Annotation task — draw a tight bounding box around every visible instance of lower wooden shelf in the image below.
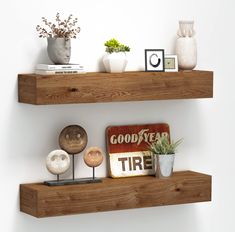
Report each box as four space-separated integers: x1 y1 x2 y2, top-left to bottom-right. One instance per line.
20 171 211 218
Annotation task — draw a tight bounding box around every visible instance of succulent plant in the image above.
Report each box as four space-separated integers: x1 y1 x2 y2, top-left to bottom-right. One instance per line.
104 38 130 53
148 135 182 155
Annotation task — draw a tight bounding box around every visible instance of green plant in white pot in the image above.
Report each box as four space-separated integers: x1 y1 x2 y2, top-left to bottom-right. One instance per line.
148 135 182 178
103 38 130 73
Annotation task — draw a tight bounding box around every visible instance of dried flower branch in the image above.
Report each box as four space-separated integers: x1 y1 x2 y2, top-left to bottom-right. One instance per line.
36 13 80 39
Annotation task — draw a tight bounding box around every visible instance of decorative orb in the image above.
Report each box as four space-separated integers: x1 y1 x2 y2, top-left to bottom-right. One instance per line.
59 125 88 154
46 150 70 175
83 147 104 167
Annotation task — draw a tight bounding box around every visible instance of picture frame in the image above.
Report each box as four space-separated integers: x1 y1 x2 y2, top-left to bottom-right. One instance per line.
164 55 178 72
145 49 165 72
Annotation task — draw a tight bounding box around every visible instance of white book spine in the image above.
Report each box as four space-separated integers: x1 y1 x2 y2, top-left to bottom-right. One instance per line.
35 69 86 75
36 64 84 70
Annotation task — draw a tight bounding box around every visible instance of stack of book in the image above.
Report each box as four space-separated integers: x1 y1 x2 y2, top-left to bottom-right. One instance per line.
35 64 86 75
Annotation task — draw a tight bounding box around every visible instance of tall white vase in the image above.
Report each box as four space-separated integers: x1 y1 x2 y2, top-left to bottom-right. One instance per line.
175 21 197 70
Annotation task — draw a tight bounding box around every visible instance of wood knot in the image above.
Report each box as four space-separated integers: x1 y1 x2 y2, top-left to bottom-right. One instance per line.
69 87 79 92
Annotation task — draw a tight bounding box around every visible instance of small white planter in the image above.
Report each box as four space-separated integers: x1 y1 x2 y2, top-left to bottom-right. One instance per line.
103 52 128 73
155 154 175 178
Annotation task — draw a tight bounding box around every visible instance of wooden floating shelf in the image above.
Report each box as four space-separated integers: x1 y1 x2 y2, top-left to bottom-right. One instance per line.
20 171 211 218
18 71 213 105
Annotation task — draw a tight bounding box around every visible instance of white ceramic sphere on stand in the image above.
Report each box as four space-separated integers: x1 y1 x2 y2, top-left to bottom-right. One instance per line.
175 21 197 70
103 52 128 73
46 149 70 175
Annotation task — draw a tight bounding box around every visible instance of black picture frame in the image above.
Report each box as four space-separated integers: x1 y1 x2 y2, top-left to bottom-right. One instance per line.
145 49 165 72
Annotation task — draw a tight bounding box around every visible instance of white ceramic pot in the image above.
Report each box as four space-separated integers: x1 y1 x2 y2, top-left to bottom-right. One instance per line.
155 154 175 178
175 20 197 70
103 52 128 73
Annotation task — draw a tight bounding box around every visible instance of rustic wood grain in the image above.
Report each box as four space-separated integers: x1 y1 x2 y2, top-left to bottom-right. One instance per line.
18 74 37 104
18 71 213 105
20 171 212 218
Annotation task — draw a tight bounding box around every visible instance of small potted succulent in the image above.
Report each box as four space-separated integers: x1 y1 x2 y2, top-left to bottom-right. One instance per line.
148 135 182 178
36 13 80 64
103 38 130 73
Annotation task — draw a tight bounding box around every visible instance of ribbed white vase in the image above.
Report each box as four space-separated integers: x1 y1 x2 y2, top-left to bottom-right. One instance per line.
175 21 197 70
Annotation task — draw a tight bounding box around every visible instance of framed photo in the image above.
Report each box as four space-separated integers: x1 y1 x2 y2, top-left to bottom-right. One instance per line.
145 49 165 72
164 55 178 72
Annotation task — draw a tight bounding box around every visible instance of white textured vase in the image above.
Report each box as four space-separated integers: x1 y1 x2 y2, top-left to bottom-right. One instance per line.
155 154 175 178
175 21 197 70
103 52 128 73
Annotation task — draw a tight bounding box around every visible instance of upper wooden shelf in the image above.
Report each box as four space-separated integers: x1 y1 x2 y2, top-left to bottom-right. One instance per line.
18 71 213 105
20 171 211 218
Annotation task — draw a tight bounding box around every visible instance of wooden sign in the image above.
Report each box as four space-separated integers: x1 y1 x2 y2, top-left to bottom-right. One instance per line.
106 123 170 178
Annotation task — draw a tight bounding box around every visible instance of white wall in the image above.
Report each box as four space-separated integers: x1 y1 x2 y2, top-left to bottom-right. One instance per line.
1 0 234 231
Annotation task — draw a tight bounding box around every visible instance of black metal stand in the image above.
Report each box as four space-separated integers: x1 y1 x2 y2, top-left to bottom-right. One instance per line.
44 177 102 186
44 153 102 186
93 167 95 180
72 154 75 180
